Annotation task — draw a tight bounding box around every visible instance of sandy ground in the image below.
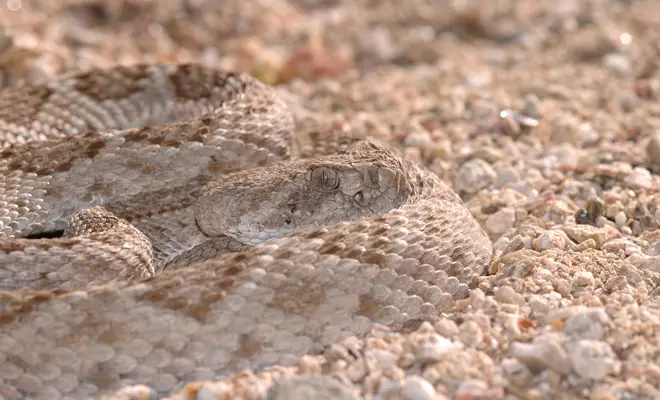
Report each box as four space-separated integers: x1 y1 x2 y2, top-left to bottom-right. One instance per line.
1 0 659 399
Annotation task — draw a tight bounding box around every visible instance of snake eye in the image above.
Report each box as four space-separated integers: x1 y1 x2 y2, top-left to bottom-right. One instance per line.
354 191 366 205
310 166 339 191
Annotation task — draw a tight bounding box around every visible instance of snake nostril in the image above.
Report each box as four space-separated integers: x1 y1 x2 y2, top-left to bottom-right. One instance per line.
285 203 296 225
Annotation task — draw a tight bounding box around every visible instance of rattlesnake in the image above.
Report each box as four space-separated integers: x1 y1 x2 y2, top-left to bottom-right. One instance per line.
0 63 492 399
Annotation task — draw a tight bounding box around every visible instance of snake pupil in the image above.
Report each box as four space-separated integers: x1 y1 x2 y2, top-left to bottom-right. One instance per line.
311 166 339 191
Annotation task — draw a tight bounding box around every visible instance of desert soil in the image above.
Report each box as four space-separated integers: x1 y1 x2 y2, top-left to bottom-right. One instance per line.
1 0 659 399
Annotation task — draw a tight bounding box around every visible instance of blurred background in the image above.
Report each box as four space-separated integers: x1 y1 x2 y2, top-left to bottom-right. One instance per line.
1 0 658 87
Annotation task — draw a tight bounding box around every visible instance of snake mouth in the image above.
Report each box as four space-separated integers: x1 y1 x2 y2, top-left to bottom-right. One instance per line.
231 218 298 245
24 230 65 239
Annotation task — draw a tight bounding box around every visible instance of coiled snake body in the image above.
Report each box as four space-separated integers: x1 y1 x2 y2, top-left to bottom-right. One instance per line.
0 64 492 398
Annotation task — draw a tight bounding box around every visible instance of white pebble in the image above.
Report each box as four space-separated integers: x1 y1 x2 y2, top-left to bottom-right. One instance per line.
603 53 631 76
416 334 457 362
567 340 620 380
400 376 436 400
485 207 516 235
615 211 627 227
624 167 652 190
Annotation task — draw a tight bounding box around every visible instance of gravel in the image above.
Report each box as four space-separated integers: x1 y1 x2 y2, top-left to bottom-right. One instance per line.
1 0 659 399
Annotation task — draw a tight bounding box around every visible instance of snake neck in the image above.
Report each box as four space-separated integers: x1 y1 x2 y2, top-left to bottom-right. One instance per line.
403 159 462 205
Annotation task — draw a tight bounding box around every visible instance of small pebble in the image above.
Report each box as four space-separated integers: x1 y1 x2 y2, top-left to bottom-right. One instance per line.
100 385 155 400
400 376 436 400
415 334 458 362
455 380 504 400
486 207 516 235
603 53 631 76
495 167 520 189
455 158 496 194
624 167 653 190
500 358 534 387
566 340 620 381
267 374 359 400
458 320 484 347
564 308 610 340
523 94 543 118
645 132 660 168
572 271 595 288
564 224 618 248
614 211 627 227
433 319 459 338
532 230 566 250
297 355 322 374
548 113 583 144
494 285 525 305
509 334 572 375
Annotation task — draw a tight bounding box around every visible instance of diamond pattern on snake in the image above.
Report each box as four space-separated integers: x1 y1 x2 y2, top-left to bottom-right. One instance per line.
0 63 492 398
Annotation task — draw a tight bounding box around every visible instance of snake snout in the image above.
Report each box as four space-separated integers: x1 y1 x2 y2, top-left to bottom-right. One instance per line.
194 183 301 245
193 189 247 240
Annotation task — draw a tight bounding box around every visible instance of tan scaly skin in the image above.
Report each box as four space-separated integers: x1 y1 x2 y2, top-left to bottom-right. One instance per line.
0 63 492 399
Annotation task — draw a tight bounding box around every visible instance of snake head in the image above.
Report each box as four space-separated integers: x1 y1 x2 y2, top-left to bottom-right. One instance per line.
194 140 412 245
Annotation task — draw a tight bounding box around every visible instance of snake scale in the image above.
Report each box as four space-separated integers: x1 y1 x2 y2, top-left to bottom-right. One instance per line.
0 63 492 399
